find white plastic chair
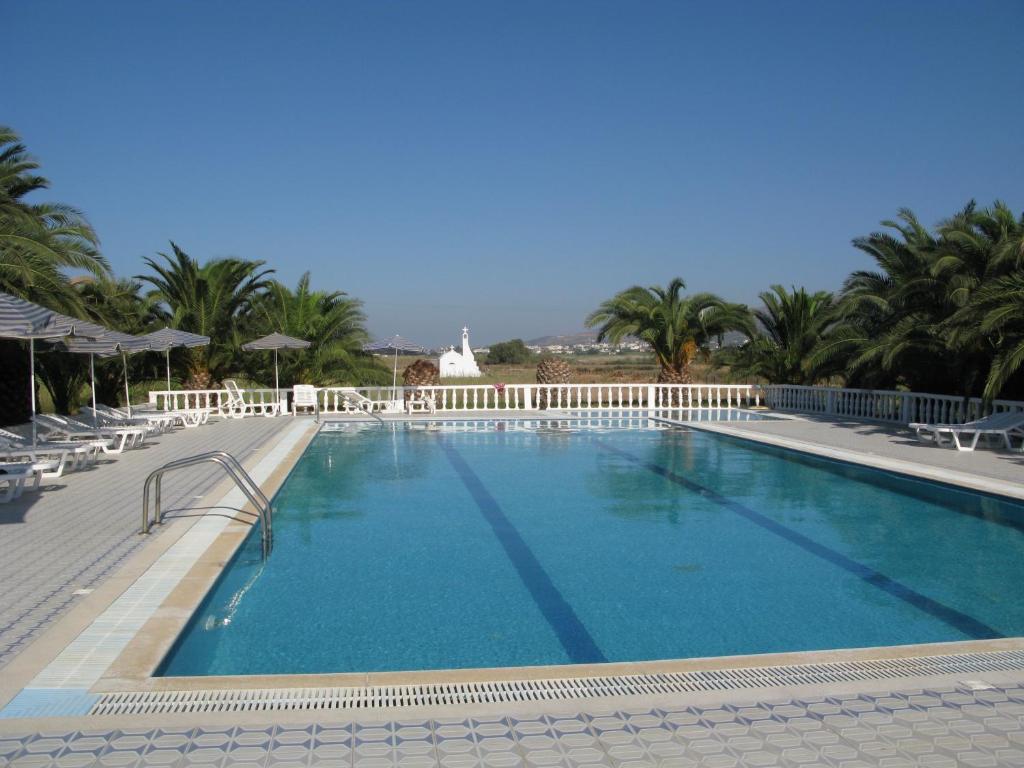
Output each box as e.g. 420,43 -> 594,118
292,385 -> 318,416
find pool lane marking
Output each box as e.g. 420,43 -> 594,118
594,439 -> 1003,641
438,440 -> 608,664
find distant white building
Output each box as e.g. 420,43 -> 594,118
439,326 -> 482,378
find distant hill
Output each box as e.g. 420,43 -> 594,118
525,331 -> 599,346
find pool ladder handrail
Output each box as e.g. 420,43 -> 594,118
141,450 -> 273,557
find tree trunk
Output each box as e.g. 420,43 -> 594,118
657,365 -> 691,406
0,339 -> 32,426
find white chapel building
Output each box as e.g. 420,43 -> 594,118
439,326 -> 482,378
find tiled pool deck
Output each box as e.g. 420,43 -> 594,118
2,680 -> 1024,767
0,417 -> 291,670
3,408 -> 1024,767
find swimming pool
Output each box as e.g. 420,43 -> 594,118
159,417 -> 1024,676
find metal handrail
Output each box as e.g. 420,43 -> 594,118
362,406 -> 385,425
141,450 -> 273,557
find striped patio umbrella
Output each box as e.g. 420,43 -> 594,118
241,333 -> 311,403
0,292 -> 111,444
140,327 -> 211,391
363,334 -> 427,391
60,331 -> 151,421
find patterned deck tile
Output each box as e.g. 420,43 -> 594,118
4,681 -> 1024,766
0,418 -> 293,674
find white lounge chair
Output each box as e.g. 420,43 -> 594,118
115,403 -> 209,428
910,411 -> 1024,451
62,414 -> 148,446
292,385 -> 318,416
0,439 -> 83,479
337,388 -> 389,414
81,406 -> 167,436
0,427 -> 100,469
34,414 -> 144,455
220,380 -> 280,418
406,390 -> 437,415
0,462 -> 44,502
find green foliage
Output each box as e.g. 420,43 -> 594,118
0,125 -> 390,418
725,285 -> 837,385
486,338 -> 533,364
586,278 -> 751,376
137,243 -> 275,387
0,126 -> 107,310
809,201 -> 1024,399
0,126 -> 110,423
245,272 -> 389,387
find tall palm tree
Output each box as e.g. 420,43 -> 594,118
809,208 -> 973,393
586,278 -> 750,383
138,243 -> 274,388
0,126 -> 107,305
0,126 -> 108,424
247,272 -> 388,386
727,285 -> 836,384
947,274 -> 1024,400
809,201 -> 1024,398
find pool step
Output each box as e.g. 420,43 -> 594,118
90,649 -> 1024,716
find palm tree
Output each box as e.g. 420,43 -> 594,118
247,272 -> 388,386
586,278 -> 750,383
138,243 -> 274,388
0,126 -> 107,305
947,273 -> 1024,400
727,285 -> 836,384
808,208 -> 973,394
0,126 -> 108,424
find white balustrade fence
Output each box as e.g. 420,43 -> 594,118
149,383 -> 762,415
763,385 -> 1024,425
316,383 -> 761,414
147,381 -> 1024,425
148,387 -> 278,414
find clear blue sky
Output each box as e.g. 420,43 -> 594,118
8,1 -> 1023,347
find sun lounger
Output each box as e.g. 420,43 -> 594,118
220,380 -> 280,418
101,403 -> 208,429
34,414 -> 143,455
337,388 -> 389,414
0,462 -> 42,502
81,406 -> 167,436
910,411 -> 1024,451
61,414 -> 148,447
0,439 -> 82,478
0,427 -> 100,468
406,390 -> 437,415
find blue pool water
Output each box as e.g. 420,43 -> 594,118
159,417 -> 1024,676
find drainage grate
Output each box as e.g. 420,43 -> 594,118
90,650 -> 1024,716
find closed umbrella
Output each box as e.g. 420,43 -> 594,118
140,327 -> 211,390
0,292 -> 110,445
363,334 -> 427,399
60,331 -> 151,422
242,332 -> 311,405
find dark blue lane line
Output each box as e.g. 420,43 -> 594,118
594,439 -> 1003,641
438,439 -> 607,664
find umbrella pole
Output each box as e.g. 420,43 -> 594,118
274,348 -> 280,407
166,349 -> 171,391
29,338 -> 36,448
122,351 -> 132,418
90,353 -> 98,428
393,347 -> 398,402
